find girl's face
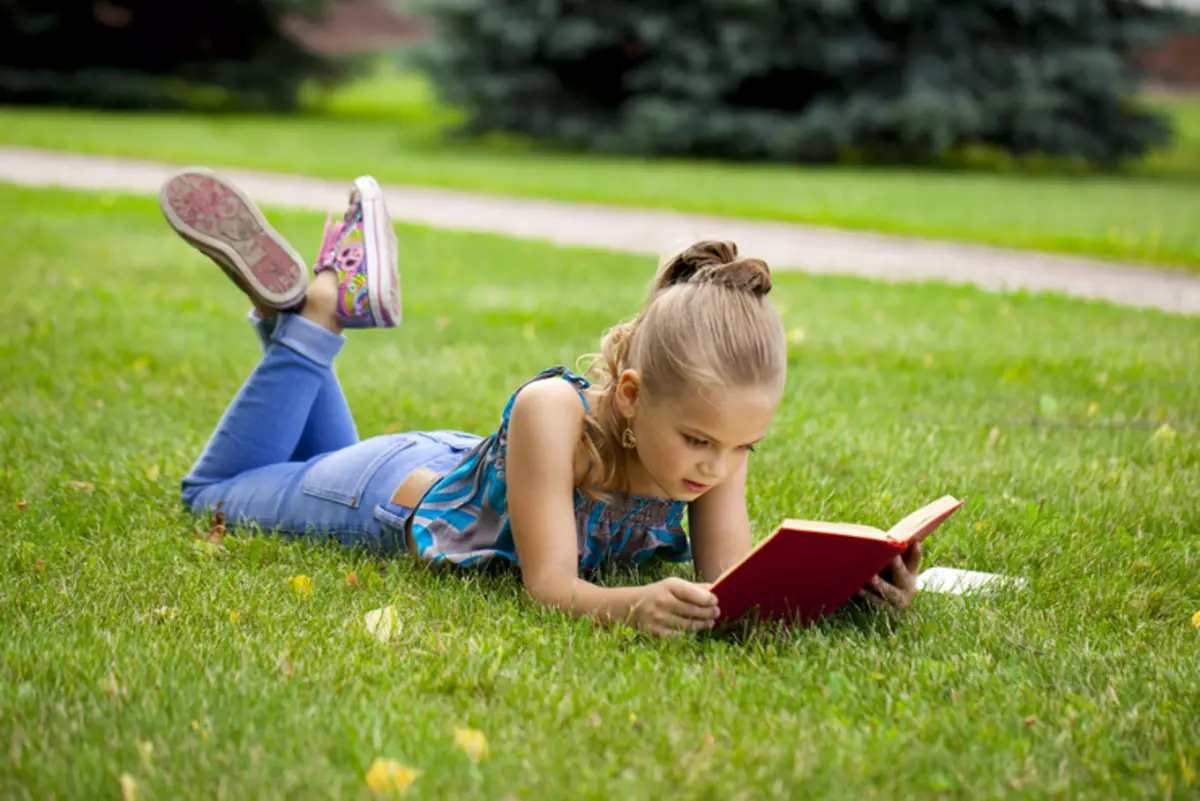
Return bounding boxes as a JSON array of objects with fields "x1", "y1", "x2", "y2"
[{"x1": 616, "y1": 376, "x2": 781, "y2": 501}]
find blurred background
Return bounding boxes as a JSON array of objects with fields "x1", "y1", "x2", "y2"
[{"x1": 1, "y1": 0, "x2": 1197, "y2": 169}]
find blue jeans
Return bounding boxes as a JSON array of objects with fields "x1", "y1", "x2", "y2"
[{"x1": 180, "y1": 311, "x2": 481, "y2": 553}]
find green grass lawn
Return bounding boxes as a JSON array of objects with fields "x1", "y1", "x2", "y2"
[
  {"x1": 2, "y1": 183, "x2": 1198, "y2": 800},
  {"x1": 0, "y1": 67, "x2": 1198, "y2": 270}
]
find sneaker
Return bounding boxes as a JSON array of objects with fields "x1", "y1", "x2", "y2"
[
  {"x1": 313, "y1": 175, "x2": 401, "y2": 328},
  {"x1": 159, "y1": 167, "x2": 308, "y2": 310}
]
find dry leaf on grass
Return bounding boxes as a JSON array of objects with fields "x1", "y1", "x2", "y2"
[
  {"x1": 453, "y1": 727, "x2": 489, "y2": 763},
  {"x1": 287, "y1": 575, "x2": 313, "y2": 599},
  {"x1": 364, "y1": 605, "x2": 400, "y2": 643},
  {"x1": 67, "y1": 481, "x2": 94, "y2": 492},
  {"x1": 1192, "y1": 610, "x2": 1200, "y2": 629},
  {"x1": 345, "y1": 571, "x2": 359, "y2": 588},
  {"x1": 100, "y1": 671, "x2": 126, "y2": 704},
  {"x1": 1153, "y1": 423, "x2": 1178, "y2": 444},
  {"x1": 119, "y1": 773, "x2": 138, "y2": 801},
  {"x1": 16, "y1": 499, "x2": 29, "y2": 511},
  {"x1": 365, "y1": 758, "x2": 420, "y2": 795},
  {"x1": 207, "y1": 512, "x2": 227, "y2": 545}
]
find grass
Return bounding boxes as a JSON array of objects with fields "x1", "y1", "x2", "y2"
[
  {"x1": 2, "y1": 183, "x2": 1199, "y2": 800},
  {"x1": 0, "y1": 66, "x2": 1198, "y2": 270}
]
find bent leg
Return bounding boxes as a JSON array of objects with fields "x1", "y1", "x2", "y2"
[
  {"x1": 248, "y1": 309, "x2": 359, "y2": 461},
  {"x1": 187, "y1": 436, "x2": 417, "y2": 554},
  {"x1": 182, "y1": 313, "x2": 345, "y2": 507}
]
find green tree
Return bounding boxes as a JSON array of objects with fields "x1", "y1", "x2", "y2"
[
  {"x1": 0, "y1": 0, "x2": 348, "y2": 110},
  {"x1": 414, "y1": 0, "x2": 1182, "y2": 165}
]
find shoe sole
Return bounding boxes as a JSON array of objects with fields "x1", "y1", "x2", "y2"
[
  {"x1": 354, "y1": 175, "x2": 401, "y2": 327},
  {"x1": 159, "y1": 168, "x2": 308, "y2": 310}
]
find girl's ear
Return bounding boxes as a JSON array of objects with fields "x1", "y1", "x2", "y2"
[{"x1": 613, "y1": 370, "x2": 641, "y2": 419}]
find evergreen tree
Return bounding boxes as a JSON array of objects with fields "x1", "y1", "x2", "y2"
[{"x1": 414, "y1": 0, "x2": 1182, "y2": 165}]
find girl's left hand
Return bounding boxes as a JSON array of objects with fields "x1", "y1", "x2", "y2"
[{"x1": 856, "y1": 542, "x2": 923, "y2": 611}]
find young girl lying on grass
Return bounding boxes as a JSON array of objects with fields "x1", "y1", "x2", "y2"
[{"x1": 160, "y1": 168, "x2": 922, "y2": 637}]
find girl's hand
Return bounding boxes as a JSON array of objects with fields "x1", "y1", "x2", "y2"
[
  {"x1": 856, "y1": 542, "x2": 923, "y2": 612},
  {"x1": 633, "y1": 578, "x2": 721, "y2": 637}
]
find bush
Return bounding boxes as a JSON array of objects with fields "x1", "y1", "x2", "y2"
[
  {"x1": 414, "y1": 0, "x2": 1183, "y2": 165},
  {"x1": 0, "y1": 0, "x2": 348, "y2": 110}
]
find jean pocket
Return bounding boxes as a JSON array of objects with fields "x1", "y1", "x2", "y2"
[
  {"x1": 416, "y1": 430, "x2": 482, "y2": 453},
  {"x1": 301, "y1": 435, "x2": 417, "y2": 508}
]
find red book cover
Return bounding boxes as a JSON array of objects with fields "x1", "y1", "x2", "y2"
[{"x1": 710, "y1": 496, "x2": 965, "y2": 626}]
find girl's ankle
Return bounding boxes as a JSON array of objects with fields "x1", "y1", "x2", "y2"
[{"x1": 300, "y1": 271, "x2": 343, "y2": 334}]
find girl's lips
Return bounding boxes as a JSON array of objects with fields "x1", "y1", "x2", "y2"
[{"x1": 683, "y1": 479, "x2": 709, "y2": 492}]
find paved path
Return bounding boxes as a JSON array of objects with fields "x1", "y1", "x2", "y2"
[{"x1": 3, "y1": 146, "x2": 1198, "y2": 315}]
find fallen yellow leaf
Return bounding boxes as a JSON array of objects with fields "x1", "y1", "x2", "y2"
[
  {"x1": 364, "y1": 605, "x2": 400, "y2": 644},
  {"x1": 365, "y1": 758, "x2": 420, "y2": 795},
  {"x1": 345, "y1": 571, "x2": 359, "y2": 587},
  {"x1": 229, "y1": 611, "x2": 241, "y2": 624},
  {"x1": 67, "y1": 481, "x2": 94, "y2": 492},
  {"x1": 1192, "y1": 610, "x2": 1200, "y2": 629},
  {"x1": 1152, "y1": 423, "x2": 1177, "y2": 444},
  {"x1": 287, "y1": 575, "x2": 313, "y2": 599},
  {"x1": 119, "y1": 773, "x2": 138, "y2": 801},
  {"x1": 16, "y1": 499, "x2": 29, "y2": 511},
  {"x1": 35, "y1": 559, "x2": 45, "y2": 573},
  {"x1": 453, "y1": 727, "x2": 489, "y2": 763},
  {"x1": 146, "y1": 464, "x2": 160, "y2": 482}
]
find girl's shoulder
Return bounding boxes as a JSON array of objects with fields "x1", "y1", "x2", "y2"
[{"x1": 501, "y1": 366, "x2": 592, "y2": 424}]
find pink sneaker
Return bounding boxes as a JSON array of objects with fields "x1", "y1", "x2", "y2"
[
  {"x1": 314, "y1": 176, "x2": 401, "y2": 328},
  {"x1": 159, "y1": 168, "x2": 308, "y2": 310}
]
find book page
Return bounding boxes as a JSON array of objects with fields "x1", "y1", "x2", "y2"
[
  {"x1": 778, "y1": 519, "x2": 890, "y2": 540},
  {"x1": 885, "y1": 496, "x2": 964, "y2": 542}
]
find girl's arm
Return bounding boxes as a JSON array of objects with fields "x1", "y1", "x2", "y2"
[
  {"x1": 685, "y1": 459, "x2": 754, "y2": 583},
  {"x1": 505, "y1": 379, "x2": 718, "y2": 633}
]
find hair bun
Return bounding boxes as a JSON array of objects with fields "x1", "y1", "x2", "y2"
[{"x1": 655, "y1": 240, "x2": 772, "y2": 297}]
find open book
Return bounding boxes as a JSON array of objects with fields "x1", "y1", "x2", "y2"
[{"x1": 710, "y1": 496, "x2": 965, "y2": 626}]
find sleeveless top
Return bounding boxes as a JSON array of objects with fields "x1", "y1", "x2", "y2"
[{"x1": 407, "y1": 367, "x2": 691, "y2": 570}]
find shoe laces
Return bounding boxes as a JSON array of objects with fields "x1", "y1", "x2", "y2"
[{"x1": 315, "y1": 200, "x2": 364, "y2": 272}]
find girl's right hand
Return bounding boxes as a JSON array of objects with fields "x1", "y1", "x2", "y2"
[{"x1": 634, "y1": 578, "x2": 721, "y2": 636}]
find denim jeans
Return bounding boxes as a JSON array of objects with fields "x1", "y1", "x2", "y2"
[{"x1": 180, "y1": 311, "x2": 481, "y2": 553}]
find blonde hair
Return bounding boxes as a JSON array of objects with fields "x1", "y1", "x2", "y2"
[{"x1": 576, "y1": 240, "x2": 787, "y2": 499}]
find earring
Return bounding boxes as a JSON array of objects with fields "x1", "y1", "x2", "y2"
[{"x1": 622, "y1": 426, "x2": 637, "y2": 449}]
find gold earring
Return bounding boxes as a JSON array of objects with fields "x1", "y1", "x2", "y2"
[{"x1": 622, "y1": 426, "x2": 637, "y2": 449}]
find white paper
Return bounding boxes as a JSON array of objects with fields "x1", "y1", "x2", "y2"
[{"x1": 916, "y1": 567, "x2": 1027, "y2": 595}]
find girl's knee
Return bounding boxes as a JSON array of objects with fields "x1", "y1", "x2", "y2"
[{"x1": 180, "y1": 479, "x2": 213, "y2": 513}]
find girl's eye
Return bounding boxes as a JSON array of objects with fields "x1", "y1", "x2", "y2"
[
  {"x1": 684, "y1": 435, "x2": 709, "y2": 448},
  {"x1": 743, "y1": 445, "x2": 757, "y2": 453}
]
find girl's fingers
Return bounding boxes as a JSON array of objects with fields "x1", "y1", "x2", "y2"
[
  {"x1": 668, "y1": 598, "x2": 721, "y2": 621},
  {"x1": 889, "y1": 555, "x2": 917, "y2": 592},
  {"x1": 903, "y1": 541, "x2": 923, "y2": 572},
  {"x1": 856, "y1": 588, "x2": 886, "y2": 608},
  {"x1": 872, "y1": 576, "x2": 910, "y2": 608}
]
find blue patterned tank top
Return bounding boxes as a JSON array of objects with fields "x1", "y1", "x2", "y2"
[{"x1": 408, "y1": 367, "x2": 691, "y2": 569}]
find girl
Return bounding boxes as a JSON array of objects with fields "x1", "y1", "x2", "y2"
[{"x1": 160, "y1": 168, "x2": 922, "y2": 637}]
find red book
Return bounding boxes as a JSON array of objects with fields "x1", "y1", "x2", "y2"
[{"x1": 710, "y1": 496, "x2": 965, "y2": 626}]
